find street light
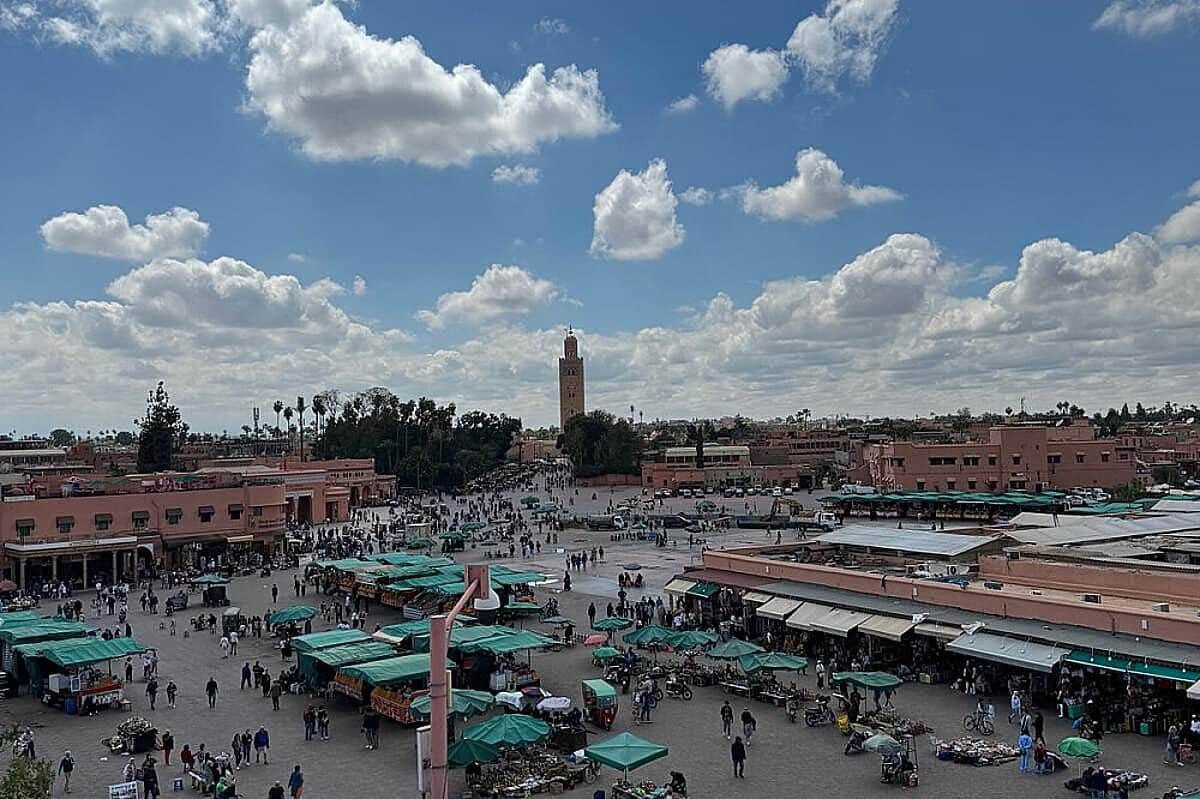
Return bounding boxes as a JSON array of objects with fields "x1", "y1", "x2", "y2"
[{"x1": 426, "y1": 563, "x2": 492, "y2": 799}]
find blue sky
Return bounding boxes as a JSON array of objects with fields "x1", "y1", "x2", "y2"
[{"x1": 2, "y1": 0, "x2": 1200, "y2": 433}]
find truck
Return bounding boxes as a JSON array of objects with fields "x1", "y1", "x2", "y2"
[{"x1": 585, "y1": 514, "x2": 626, "y2": 531}]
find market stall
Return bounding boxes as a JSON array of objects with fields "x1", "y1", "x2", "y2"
[
  {"x1": 14, "y1": 636, "x2": 146, "y2": 713},
  {"x1": 334, "y1": 653, "x2": 454, "y2": 724},
  {"x1": 584, "y1": 731, "x2": 670, "y2": 799},
  {"x1": 189, "y1": 574, "x2": 231, "y2": 607},
  {"x1": 300, "y1": 640, "x2": 394, "y2": 689}
]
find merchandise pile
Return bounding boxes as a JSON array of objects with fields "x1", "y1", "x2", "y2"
[{"x1": 929, "y1": 735, "x2": 1020, "y2": 766}]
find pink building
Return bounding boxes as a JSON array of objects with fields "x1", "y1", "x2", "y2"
[
  {"x1": 641, "y1": 445, "x2": 810, "y2": 490},
  {"x1": 850, "y1": 425, "x2": 1136, "y2": 492}
]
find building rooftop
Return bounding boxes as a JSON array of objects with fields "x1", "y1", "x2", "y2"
[
  {"x1": 816, "y1": 527, "x2": 1003, "y2": 558},
  {"x1": 1001, "y1": 513, "x2": 1200, "y2": 546}
]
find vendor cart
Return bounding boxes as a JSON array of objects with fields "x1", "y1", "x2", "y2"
[
  {"x1": 102, "y1": 715, "x2": 158, "y2": 754},
  {"x1": 164, "y1": 591, "x2": 188, "y2": 613},
  {"x1": 582, "y1": 679, "x2": 618, "y2": 730},
  {"x1": 202, "y1": 585, "x2": 229, "y2": 608},
  {"x1": 221, "y1": 607, "x2": 244, "y2": 635}
]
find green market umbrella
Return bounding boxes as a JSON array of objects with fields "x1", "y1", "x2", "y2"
[
  {"x1": 407, "y1": 538, "x2": 435, "y2": 549},
  {"x1": 705, "y1": 639, "x2": 764, "y2": 660},
  {"x1": 463, "y1": 713, "x2": 551, "y2": 747},
  {"x1": 189, "y1": 574, "x2": 230, "y2": 585},
  {"x1": 409, "y1": 689, "x2": 495, "y2": 721},
  {"x1": 461, "y1": 522, "x2": 487, "y2": 532},
  {"x1": 737, "y1": 652, "x2": 809, "y2": 674},
  {"x1": 447, "y1": 738, "x2": 499, "y2": 768},
  {"x1": 622, "y1": 625, "x2": 677, "y2": 646},
  {"x1": 1057, "y1": 737, "x2": 1102, "y2": 760},
  {"x1": 668, "y1": 630, "x2": 719, "y2": 649},
  {"x1": 521, "y1": 496, "x2": 541, "y2": 506},
  {"x1": 832, "y1": 671, "x2": 902, "y2": 691},
  {"x1": 592, "y1": 617, "x2": 633, "y2": 632},
  {"x1": 268, "y1": 605, "x2": 317, "y2": 627},
  {"x1": 592, "y1": 646, "x2": 621, "y2": 662},
  {"x1": 584, "y1": 732, "x2": 669, "y2": 780}
]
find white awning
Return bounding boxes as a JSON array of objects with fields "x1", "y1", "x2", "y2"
[
  {"x1": 1188, "y1": 679, "x2": 1200, "y2": 702},
  {"x1": 742, "y1": 591, "x2": 774, "y2": 605},
  {"x1": 856, "y1": 615, "x2": 917, "y2": 642},
  {"x1": 756, "y1": 597, "x2": 802, "y2": 621},
  {"x1": 785, "y1": 602, "x2": 833, "y2": 630},
  {"x1": 664, "y1": 578, "x2": 697, "y2": 596},
  {"x1": 914, "y1": 622, "x2": 963, "y2": 641},
  {"x1": 946, "y1": 632, "x2": 1068, "y2": 673},
  {"x1": 810, "y1": 608, "x2": 873, "y2": 637}
]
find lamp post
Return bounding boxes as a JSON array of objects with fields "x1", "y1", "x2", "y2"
[{"x1": 428, "y1": 563, "x2": 494, "y2": 799}]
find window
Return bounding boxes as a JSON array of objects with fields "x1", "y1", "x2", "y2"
[
  {"x1": 166, "y1": 508, "x2": 183, "y2": 525},
  {"x1": 1011, "y1": 455, "x2": 1022, "y2": 465},
  {"x1": 95, "y1": 513, "x2": 112, "y2": 532},
  {"x1": 963, "y1": 456, "x2": 981, "y2": 466},
  {"x1": 891, "y1": 457, "x2": 905, "y2": 467},
  {"x1": 252, "y1": 506, "x2": 264, "y2": 517},
  {"x1": 987, "y1": 455, "x2": 997, "y2": 466},
  {"x1": 199, "y1": 506, "x2": 215, "y2": 523},
  {"x1": 1076, "y1": 453, "x2": 1085, "y2": 464},
  {"x1": 1118, "y1": 452, "x2": 1129, "y2": 461},
  {"x1": 1009, "y1": 479, "x2": 1027, "y2": 489},
  {"x1": 967, "y1": 480, "x2": 977, "y2": 490},
  {"x1": 915, "y1": 481, "x2": 926, "y2": 490},
  {"x1": 1047, "y1": 454, "x2": 1061, "y2": 465},
  {"x1": 15, "y1": 519, "x2": 35, "y2": 537},
  {"x1": 1101, "y1": 452, "x2": 1110, "y2": 463},
  {"x1": 56, "y1": 516, "x2": 74, "y2": 534},
  {"x1": 132, "y1": 511, "x2": 150, "y2": 530},
  {"x1": 229, "y1": 506, "x2": 243, "y2": 521},
  {"x1": 946, "y1": 479, "x2": 956, "y2": 489},
  {"x1": 928, "y1": 457, "x2": 957, "y2": 466},
  {"x1": 986, "y1": 479, "x2": 998, "y2": 490}
]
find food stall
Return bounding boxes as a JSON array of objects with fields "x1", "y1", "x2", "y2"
[
  {"x1": 14, "y1": 636, "x2": 146, "y2": 714},
  {"x1": 1, "y1": 618, "x2": 95, "y2": 681},
  {"x1": 190, "y1": 574, "x2": 231, "y2": 607},
  {"x1": 334, "y1": 653, "x2": 454, "y2": 725},
  {"x1": 302, "y1": 640, "x2": 394, "y2": 690},
  {"x1": 584, "y1": 732, "x2": 670, "y2": 799},
  {"x1": 458, "y1": 630, "x2": 555, "y2": 691}
]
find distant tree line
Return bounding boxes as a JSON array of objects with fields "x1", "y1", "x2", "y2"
[{"x1": 557, "y1": 410, "x2": 641, "y2": 477}]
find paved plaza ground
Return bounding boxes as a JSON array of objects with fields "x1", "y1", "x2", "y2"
[{"x1": 4, "y1": 487, "x2": 1194, "y2": 798}]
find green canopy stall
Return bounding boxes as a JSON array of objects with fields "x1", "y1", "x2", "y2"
[
  {"x1": 832, "y1": 671, "x2": 902, "y2": 690},
  {"x1": 409, "y1": 688, "x2": 495, "y2": 721},
  {"x1": 738, "y1": 652, "x2": 809, "y2": 674},
  {"x1": 267, "y1": 605, "x2": 317, "y2": 628},
  {"x1": 591, "y1": 617, "x2": 632, "y2": 632},
  {"x1": 301, "y1": 640, "x2": 395, "y2": 687},
  {"x1": 337, "y1": 653, "x2": 454, "y2": 689},
  {"x1": 447, "y1": 738, "x2": 500, "y2": 768},
  {"x1": 705, "y1": 639, "x2": 764, "y2": 660},
  {"x1": 584, "y1": 732, "x2": 669, "y2": 780},
  {"x1": 291, "y1": 628, "x2": 369, "y2": 654},
  {"x1": 463, "y1": 713, "x2": 551, "y2": 747}
]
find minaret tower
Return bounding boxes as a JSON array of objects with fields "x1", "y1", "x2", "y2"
[{"x1": 559, "y1": 328, "x2": 585, "y2": 429}]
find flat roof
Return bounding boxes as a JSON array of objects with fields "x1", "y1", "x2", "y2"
[
  {"x1": 817, "y1": 527, "x2": 1002, "y2": 557},
  {"x1": 1002, "y1": 513, "x2": 1200, "y2": 546},
  {"x1": 664, "y1": 445, "x2": 749, "y2": 456}
]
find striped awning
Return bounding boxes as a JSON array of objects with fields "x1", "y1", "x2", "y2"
[
  {"x1": 664, "y1": 578, "x2": 696, "y2": 596},
  {"x1": 756, "y1": 597, "x2": 801, "y2": 621},
  {"x1": 856, "y1": 615, "x2": 917, "y2": 642},
  {"x1": 809, "y1": 608, "x2": 873, "y2": 637}
]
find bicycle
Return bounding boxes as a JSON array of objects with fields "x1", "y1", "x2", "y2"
[{"x1": 962, "y1": 710, "x2": 994, "y2": 736}]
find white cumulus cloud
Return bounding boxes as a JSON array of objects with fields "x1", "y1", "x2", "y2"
[
  {"x1": 12, "y1": 0, "x2": 224, "y2": 57},
  {"x1": 736, "y1": 148, "x2": 901, "y2": 222},
  {"x1": 786, "y1": 0, "x2": 899, "y2": 94},
  {"x1": 1187, "y1": 178, "x2": 1200, "y2": 198},
  {"x1": 1093, "y1": 0, "x2": 1200, "y2": 37},
  {"x1": 243, "y1": 3, "x2": 616, "y2": 166},
  {"x1": 534, "y1": 17, "x2": 569, "y2": 35},
  {"x1": 41, "y1": 205, "x2": 210, "y2": 261},
  {"x1": 666, "y1": 94, "x2": 699, "y2": 114},
  {"x1": 417, "y1": 265, "x2": 562, "y2": 329},
  {"x1": 1156, "y1": 201, "x2": 1200, "y2": 244},
  {"x1": 492, "y1": 165, "x2": 542, "y2": 185},
  {"x1": 679, "y1": 187, "x2": 713, "y2": 206},
  {"x1": 591, "y1": 159, "x2": 685, "y2": 261},
  {"x1": 352, "y1": 275, "x2": 367, "y2": 296},
  {"x1": 702, "y1": 44, "x2": 789, "y2": 110}
]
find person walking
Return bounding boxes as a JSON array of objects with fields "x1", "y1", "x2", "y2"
[
  {"x1": 241, "y1": 662, "x2": 252, "y2": 690},
  {"x1": 1033, "y1": 738, "x2": 1048, "y2": 775},
  {"x1": 316, "y1": 707, "x2": 330, "y2": 741},
  {"x1": 231, "y1": 731, "x2": 243, "y2": 770},
  {"x1": 271, "y1": 583, "x2": 279, "y2": 604},
  {"x1": 303, "y1": 706, "x2": 315, "y2": 741},
  {"x1": 587, "y1": 602, "x2": 596, "y2": 627},
  {"x1": 146, "y1": 678, "x2": 158, "y2": 710},
  {"x1": 731, "y1": 736, "x2": 747, "y2": 778},
  {"x1": 720, "y1": 700, "x2": 733, "y2": 739},
  {"x1": 815, "y1": 659, "x2": 826, "y2": 689},
  {"x1": 1018, "y1": 731, "x2": 1033, "y2": 772},
  {"x1": 269, "y1": 781, "x2": 285, "y2": 799},
  {"x1": 1032, "y1": 710, "x2": 1044, "y2": 744},
  {"x1": 740, "y1": 708, "x2": 756, "y2": 746},
  {"x1": 229, "y1": 629, "x2": 238, "y2": 656},
  {"x1": 271, "y1": 680, "x2": 282, "y2": 711},
  {"x1": 142, "y1": 760, "x2": 160, "y2": 799},
  {"x1": 1009, "y1": 690, "x2": 1022, "y2": 725},
  {"x1": 179, "y1": 744, "x2": 194, "y2": 775},
  {"x1": 205, "y1": 677, "x2": 218, "y2": 708},
  {"x1": 219, "y1": 634, "x2": 230, "y2": 659},
  {"x1": 362, "y1": 708, "x2": 380, "y2": 749},
  {"x1": 57, "y1": 750, "x2": 75, "y2": 793},
  {"x1": 125, "y1": 657, "x2": 134, "y2": 683},
  {"x1": 254, "y1": 726, "x2": 270, "y2": 764},
  {"x1": 240, "y1": 730, "x2": 251, "y2": 767},
  {"x1": 160, "y1": 731, "x2": 173, "y2": 766},
  {"x1": 1166, "y1": 724, "x2": 1184, "y2": 766},
  {"x1": 288, "y1": 764, "x2": 304, "y2": 799},
  {"x1": 165, "y1": 680, "x2": 177, "y2": 709}
]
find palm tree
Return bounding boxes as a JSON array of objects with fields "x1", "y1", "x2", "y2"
[
  {"x1": 283, "y1": 406, "x2": 294, "y2": 450},
  {"x1": 312, "y1": 394, "x2": 326, "y2": 459},
  {"x1": 273, "y1": 400, "x2": 284, "y2": 436},
  {"x1": 296, "y1": 396, "x2": 307, "y2": 462}
]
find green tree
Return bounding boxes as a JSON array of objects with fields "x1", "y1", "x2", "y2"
[
  {"x1": 0, "y1": 725, "x2": 53, "y2": 799},
  {"x1": 272, "y1": 400, "x2": 284, "y2": 435},
  {"x1": 559, "y1": 410, "x2": 641, "y2": 476},
  {"x1": 296, "y1": 396, "x2": 307, "y2": 461},
  {"x1": 114, "y1": 430, "x2": 134, "y2": 446},
  {"x1": 135, "y1": 381, "x2": 188, "y2": 472},
  {"x1": 47, "y1": 429, "x2": 74, "y2": 447}
]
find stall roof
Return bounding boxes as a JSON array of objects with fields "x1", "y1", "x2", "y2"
[
  {"x1": 1003, "y1": 514, "x2": 1200, "y2": 546},
  {"x1": 0, "y1": 611, "x2": 47, "y2": 628},
  {"x1": 338, "y1": 653, "x2": 453, "y2": 687},
  {"x1": 784, "y1": 602, "x2": 833, "y2": 630},
  {"x1": 946, "y1": 632, "x2": 1069, "y2": 673},
  {"x1": 663, "y1": 578, "x2": 696, "y2": 596},
  {"x1": 490, "y1": 570, "x2": 547, "y2": 586},
  {"x1": 686, "y1": 582, "x2": 719, "y2": 598},
  {"x1": 816, "y1": 527, "x2": 1003, "y2": 557},
  {"x1": 309, "y1": 641, "x2": 395, "y2": 670},
  {"x1": 0, "y1": 619, "x2": 95, "y2": 644},
  {"x1": 459, "y1": 630, "x2": 555, "y2": 655},
  {"x1": 291, "y1": 629, "x2": 370, "y2": 654},
  {"x1": 741, "y1": 591, "x2": 773, "y2": 605},
  {"x1": 15, "y1": 636, "x2": 147, "y2": 668},
  {"x1": 856, "y1": 615, "x2": 918, "y2": 642},
  {"x1": 755, "y1": 597, "x2": 801, "y2": 621},
  {"x1": 808, "y1": 607, "x2": 873, "y2": 637},
  {"x1": 1063, "y1": 651, "x2": 1200, "y2": 685}
]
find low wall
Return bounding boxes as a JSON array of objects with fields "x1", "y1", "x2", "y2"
[
  {"x1": 576, "y1": 474, "x2": 641, "y2": 487},
  {"x1": 977, "y1": 555, "x2": 1200, "y2": 605}
]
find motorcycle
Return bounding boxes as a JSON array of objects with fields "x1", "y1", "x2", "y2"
[
  {"x1": 605, "y1": 666, "x2": 631, "y2": 694},
  {"x1": 785, "y1": 696, "x2": 800, "y2": 724},
  {"x1": 668, "y1": 771, "x2": 688, "y2": 797},
  {"x1": 664, "y1": 675, "x2": 693, "y2": 701},
  {"x1": 804, "y1": 697, "x2": 836, "y2": 727}
]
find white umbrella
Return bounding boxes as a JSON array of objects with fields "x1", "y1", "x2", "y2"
[
  {"x1": 494, "y1": 691, "x2": 524, "y2": 710},
  {"x1": 537, "y1": 696, "x2": 572, "y2": 712}
]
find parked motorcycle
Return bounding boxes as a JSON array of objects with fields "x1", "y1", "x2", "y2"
[
  {"x1": 664, "y1": 675, "x2": 693, "y2": 701},
  {"x1": 804, "y1": 697, "x2": 836, "y2": 727}
]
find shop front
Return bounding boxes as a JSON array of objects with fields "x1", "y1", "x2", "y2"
[
  {"x1": 945, "y1": 632, "x2": 1069, "y2": 704},
  {"x1": 1060, "y1": 651, "x2": 1200, "y2": 736}
]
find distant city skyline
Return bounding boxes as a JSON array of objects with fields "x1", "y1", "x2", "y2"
[{"x1": 1, "y1": 2, "x2": 1199, "y2": 431}]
